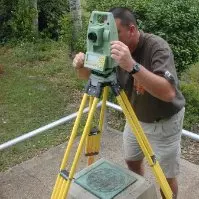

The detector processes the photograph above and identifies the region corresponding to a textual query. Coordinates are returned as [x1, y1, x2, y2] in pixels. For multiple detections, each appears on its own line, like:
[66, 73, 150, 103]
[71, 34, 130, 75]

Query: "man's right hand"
[73, 52, 85, 69]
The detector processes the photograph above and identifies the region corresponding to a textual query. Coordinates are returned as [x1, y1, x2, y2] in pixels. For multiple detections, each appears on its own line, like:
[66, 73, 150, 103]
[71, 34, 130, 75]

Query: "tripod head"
[84, 11, 119, 86]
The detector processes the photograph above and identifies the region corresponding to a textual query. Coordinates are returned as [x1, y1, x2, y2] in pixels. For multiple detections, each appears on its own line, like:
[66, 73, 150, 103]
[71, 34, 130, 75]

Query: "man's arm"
[110, 41, 176, 102]
[132, 66, 175, 102]
[73, 52, 91, 80]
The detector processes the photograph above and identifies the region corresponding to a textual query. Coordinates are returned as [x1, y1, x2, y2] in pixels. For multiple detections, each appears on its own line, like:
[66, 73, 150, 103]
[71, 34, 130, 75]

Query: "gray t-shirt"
[116, 31, 185, 123]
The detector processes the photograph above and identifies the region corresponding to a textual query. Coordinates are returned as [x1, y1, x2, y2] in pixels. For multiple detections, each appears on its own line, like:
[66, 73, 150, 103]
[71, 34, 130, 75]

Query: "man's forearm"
[133, 65, 176, 102]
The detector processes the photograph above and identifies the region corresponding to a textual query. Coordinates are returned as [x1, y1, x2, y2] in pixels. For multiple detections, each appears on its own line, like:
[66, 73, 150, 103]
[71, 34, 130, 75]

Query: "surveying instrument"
[51, 11, 173, 199]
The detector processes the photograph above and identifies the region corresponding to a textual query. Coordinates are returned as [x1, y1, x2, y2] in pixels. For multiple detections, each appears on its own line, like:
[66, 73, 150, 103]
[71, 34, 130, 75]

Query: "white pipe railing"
[0, 101, 198, 151]
[0, 102, 102, 151]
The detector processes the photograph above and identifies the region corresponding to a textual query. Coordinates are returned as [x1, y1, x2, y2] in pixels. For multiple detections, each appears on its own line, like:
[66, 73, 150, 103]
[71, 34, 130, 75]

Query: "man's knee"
[125, 159, 144, 176]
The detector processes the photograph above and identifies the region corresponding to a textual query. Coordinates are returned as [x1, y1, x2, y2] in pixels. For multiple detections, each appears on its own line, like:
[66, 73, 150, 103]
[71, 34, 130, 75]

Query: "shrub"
[38, 0, 69, 40]
[9, 0, 38, 40]
[142, 0, 199, 74]
[180, 62, 199, 132]
[60, 14, 89, 53]
[59, 13, 73, 47]
[0, 0, 69, 42]
[0, 0, 17, 42]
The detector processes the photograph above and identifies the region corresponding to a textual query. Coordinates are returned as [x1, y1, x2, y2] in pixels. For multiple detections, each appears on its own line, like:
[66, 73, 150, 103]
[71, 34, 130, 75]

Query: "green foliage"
[60, 14, 88, 52]
[85, 0, 199, 73]
[180, 62, 199, 131]
[73, 16, 89, 52]
[59, 13, 73, 46]
[0, 0, 69, 42]
[85, 0, 151, 18]
[141, 0, 199, 74]
[38, 0, 69, 39]
[9, 0, 38, 40]
[0, 0, 17, 42]
[85, 0, 126, 12]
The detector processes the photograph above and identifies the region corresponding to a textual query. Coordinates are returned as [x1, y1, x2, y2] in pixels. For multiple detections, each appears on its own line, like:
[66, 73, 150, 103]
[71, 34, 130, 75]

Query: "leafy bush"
[0, 0, 69, 42]
[180, 62, 199, 131]
[59, 13, 73, 47]
[85, 0, 199, 74]
[142, 0, 199, 74]
[9, 0, 38, 40]
[85, 0, 150, 15]
[60, 14, 89, 53]
[38, 0, 69, 40]
[0, 0, 17, 43]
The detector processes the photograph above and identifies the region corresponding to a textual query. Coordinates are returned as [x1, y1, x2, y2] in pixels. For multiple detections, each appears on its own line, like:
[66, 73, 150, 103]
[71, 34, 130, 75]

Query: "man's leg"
[125, 159, 144, 176]
[126, 159, 178, 199]
[161, 178, 178, 199]
[123, 122, 145, 176]
[123, 109, 184, 199]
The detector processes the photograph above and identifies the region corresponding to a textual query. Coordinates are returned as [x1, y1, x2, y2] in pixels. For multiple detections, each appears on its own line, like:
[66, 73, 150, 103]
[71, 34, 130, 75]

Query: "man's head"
[109, 7, 140, 52]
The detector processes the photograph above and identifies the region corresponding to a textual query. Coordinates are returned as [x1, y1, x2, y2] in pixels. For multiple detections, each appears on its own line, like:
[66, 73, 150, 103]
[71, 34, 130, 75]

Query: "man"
[73, 7, 185, 199]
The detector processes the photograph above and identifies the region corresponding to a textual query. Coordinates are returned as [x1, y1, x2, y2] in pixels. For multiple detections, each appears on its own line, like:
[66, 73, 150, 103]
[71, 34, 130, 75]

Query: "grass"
[0, 40, 86, 171]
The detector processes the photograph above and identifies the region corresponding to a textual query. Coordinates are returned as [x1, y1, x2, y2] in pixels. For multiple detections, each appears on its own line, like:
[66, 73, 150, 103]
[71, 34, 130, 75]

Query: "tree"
[9, 0, 38, 39]
[30, 0, 38, 36]
[68, 0, 82, 40]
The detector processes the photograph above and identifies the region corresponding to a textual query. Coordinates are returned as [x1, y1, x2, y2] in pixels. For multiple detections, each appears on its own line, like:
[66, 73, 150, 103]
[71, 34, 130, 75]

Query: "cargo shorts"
[123, 107, 185, 178]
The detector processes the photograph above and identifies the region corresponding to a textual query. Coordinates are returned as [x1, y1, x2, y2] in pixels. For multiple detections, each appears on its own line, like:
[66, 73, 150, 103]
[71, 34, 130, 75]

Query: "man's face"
[115, 18, 137, 52]
[115, 18, 131, 46]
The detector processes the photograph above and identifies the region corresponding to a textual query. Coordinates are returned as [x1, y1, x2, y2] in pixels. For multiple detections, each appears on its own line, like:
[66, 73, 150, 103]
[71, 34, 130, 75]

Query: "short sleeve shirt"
[116, 31, 185, 123]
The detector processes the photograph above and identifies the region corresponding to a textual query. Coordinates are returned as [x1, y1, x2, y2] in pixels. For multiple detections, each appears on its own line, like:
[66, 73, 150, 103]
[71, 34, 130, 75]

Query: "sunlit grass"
[0, 40, 85, 171]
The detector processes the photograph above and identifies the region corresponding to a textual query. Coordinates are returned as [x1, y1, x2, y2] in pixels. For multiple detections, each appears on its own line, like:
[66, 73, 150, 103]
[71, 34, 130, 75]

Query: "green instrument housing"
[84, 11, 118, 76]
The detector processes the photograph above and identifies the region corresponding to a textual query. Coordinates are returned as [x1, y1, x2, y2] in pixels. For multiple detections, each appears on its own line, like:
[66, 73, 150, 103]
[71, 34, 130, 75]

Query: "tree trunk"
[68, 0, 82, 40]
[30, 0, 38, 36]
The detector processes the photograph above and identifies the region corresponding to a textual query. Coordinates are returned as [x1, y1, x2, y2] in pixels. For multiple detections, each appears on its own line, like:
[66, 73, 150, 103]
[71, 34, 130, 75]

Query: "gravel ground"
[181, 136, 199, 165]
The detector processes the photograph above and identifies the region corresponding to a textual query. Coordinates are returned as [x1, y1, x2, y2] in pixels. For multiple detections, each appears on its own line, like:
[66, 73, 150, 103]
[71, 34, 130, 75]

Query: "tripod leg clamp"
[60, 170, 75, 181]
[149, 155, 157, 167]
[85, 127, 101, 156]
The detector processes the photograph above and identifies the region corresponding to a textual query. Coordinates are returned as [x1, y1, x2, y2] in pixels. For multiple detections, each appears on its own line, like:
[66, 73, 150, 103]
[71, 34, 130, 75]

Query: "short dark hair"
[109, 7, 137, 27]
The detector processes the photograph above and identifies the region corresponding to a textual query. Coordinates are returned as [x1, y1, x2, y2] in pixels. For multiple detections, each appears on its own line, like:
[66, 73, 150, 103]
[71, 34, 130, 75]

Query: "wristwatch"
[129, 62, 141, 75]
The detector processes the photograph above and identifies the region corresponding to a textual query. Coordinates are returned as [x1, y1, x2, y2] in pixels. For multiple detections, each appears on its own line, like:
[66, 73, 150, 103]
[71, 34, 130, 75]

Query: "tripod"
[51, 76, 173, 199]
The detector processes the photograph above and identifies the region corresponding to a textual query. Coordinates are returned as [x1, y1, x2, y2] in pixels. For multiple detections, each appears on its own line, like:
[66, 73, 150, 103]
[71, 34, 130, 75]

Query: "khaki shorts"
[123, 108, 185, 178]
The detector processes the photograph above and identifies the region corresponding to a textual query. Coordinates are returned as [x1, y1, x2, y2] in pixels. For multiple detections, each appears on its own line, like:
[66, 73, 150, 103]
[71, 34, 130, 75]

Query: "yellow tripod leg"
[85, 87, 109, 166]
[99, 87, 109, 135]
[59, 97, 99, 199]
[85, 96, 94, 165]
[119, 90, 172, 198]
[51, 93, 89, 199]
[96, 86, 108, 156]
[116, 90, 173, 199]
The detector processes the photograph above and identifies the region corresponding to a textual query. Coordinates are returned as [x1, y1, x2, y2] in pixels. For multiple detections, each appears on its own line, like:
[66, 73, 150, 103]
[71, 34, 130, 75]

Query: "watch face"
[129, 63, 140, 75]
[134, 64, 140, 71]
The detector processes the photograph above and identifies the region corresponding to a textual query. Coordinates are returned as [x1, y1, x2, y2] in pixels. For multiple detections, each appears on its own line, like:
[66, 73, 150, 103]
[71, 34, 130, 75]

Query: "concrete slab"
[0, 128, 199, 199]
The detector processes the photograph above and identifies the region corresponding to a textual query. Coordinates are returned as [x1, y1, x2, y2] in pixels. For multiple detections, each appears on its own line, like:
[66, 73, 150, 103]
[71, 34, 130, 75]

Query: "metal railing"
[0, 101, 198, 151]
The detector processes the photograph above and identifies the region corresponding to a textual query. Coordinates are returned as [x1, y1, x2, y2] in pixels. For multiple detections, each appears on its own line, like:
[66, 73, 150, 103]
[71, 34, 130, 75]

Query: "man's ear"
[129, 25, 136, 34]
